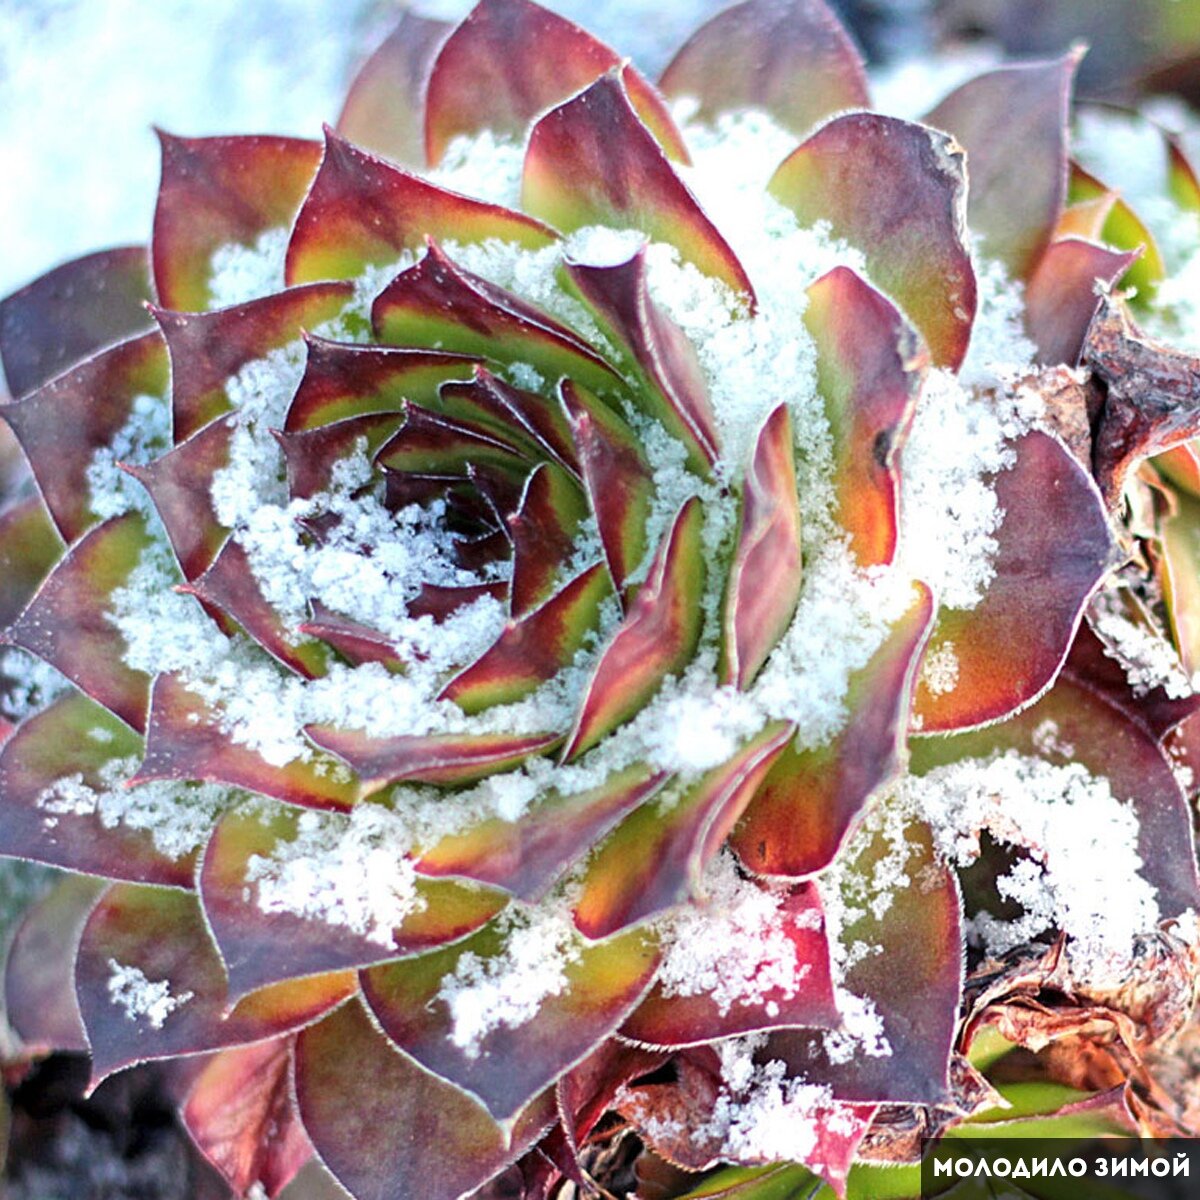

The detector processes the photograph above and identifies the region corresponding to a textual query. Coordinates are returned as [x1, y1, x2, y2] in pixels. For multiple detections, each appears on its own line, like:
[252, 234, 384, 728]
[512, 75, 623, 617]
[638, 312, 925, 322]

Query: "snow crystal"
[0, 649, 70, 722]
[654, 852, 816, 1017]
[437, 902, 581, 1057]
[86, 393, 173, 520]
[1090, 591, 1195, 699]
[207, 227, 290, 309]
[106, 960, 194, 1030]
[920, 642, 959, 697]
[37, 755, 230, 859]
[245, 803, 429, 947]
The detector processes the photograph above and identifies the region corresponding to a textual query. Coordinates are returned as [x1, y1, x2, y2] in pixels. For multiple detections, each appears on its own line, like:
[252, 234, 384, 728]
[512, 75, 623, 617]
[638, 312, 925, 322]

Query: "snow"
[0, 649, 70, 723]
[1090, 590, 1195, 699]
[207, 227, 290, 309]
[106, 959, 194, 1030]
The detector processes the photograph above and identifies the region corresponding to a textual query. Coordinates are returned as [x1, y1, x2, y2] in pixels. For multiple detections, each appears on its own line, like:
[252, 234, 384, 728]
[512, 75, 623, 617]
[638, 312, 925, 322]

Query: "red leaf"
[925, 53, 1081, 279]
[563, 497, 704, 760]
[720, 404, 804, 689]
[418, 763, 668, 902]
[293, 997, 557, 1200]
[1025, 238, 1140, 367]
[200, 802, 505, 999]
[0, 332, 168, 541]
[567, 248, 720, 475]
[134, 673, 358, 811]
[76, 883, 356, 1084]
[362, 922, 660, 1120]
[5, 874, 103, 1053]
[770, 113, 976, 369]
[573, 722, 795, 938]
[183, 1037, 312, 1200]
[304, 724, 560, 796]
[0, 496, 64, 628]
[374, 400, 532, 479]
[152, 133, 322, 310]
[286, 129, 554, 285]
[298, 602, 405, 672]
[732, 582, 934, 877]
[523, 74, 755, 304]
[803, 265, 926, 567]
[0, 691, 196, 886]
[275, 411, 405, 500]
[154, 283, 352, 444]
[913, 431, 1114, 733]
[620, 879, 839, 1047]
[425, 0, 687, 165]
[0, 247, 154, 397]
[336, 12, 452, 165]
[6, 512, 154, 732]
[659, 0, 869, 139]
[507, 463, 588, 616]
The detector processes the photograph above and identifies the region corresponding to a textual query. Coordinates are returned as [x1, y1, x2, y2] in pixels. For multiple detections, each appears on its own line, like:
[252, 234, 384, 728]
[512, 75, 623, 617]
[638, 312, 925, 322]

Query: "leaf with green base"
[361, 920, 660, 1120]
[0, 496, 63, 627]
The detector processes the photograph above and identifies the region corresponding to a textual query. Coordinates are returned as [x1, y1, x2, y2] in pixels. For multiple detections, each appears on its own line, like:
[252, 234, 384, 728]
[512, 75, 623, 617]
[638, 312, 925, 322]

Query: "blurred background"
[2, 0, 1199, 298]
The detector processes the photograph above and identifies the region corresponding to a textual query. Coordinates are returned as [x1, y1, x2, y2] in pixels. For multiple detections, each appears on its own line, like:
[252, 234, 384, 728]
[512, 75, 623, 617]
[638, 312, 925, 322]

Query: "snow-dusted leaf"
[0, 496, 64, 627]
[567, 248, 720, 475]
[277, 411, 407, 500]
[0, 332, 167, 541]
[293, 996, 556, 1200]
[425, 0, 687, 164]
[201, 802, 506, 999]
[374, 401, 532, 480]
[0, 691, 198, 885]
[134, 673, 358, 811]
[574, 722, 794, 938]
[183, 1037, 312, 1200]
[336, 11, 451, 165]
[733, 583, 934, 876]
[505, 463, 588, 616]
[659, 0, 868, 139]
[5, 874, 102, 1053]
[0, 246, 154, 398]
[769, 114, 975, 369]
[6, 512, 154, 732]
[620, 879, 839, 1047]
[720, 404, 803, 689]
[913, 431, 1113, 733]
[76, 883, 356, 1084]
[1025, 238, 1139, 366]
[152, 133, 322, 310]
[523, 74, 755, 303]
[925, 53, 1080, 279]
[803, 266, 925, 568]
[297, 602, 406, 672]
[372, 243, 621, 396]
[562, 497, 704, 760]
[286, 129, 554, 285]
[418, 764, 668, 903]
[361, 920, 660, 1120]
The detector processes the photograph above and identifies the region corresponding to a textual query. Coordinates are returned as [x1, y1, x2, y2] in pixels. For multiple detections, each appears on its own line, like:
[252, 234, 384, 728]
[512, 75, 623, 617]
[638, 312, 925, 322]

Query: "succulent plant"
[4, 1, 1200, 1197]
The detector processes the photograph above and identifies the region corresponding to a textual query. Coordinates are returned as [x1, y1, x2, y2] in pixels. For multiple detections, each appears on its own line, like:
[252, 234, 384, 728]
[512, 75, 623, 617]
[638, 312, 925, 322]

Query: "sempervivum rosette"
[4, 2, 1200, 1198]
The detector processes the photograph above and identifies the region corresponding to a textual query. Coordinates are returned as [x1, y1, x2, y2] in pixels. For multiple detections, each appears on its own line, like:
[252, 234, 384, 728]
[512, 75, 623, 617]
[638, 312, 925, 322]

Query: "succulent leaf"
[0, 496, 64, 627]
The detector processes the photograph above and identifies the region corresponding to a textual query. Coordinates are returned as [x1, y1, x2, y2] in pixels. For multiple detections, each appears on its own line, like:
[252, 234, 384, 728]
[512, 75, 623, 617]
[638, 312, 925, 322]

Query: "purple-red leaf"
[304, 724, 560, 796]
[425, 0, 688, 165]
[563, 497, 704, 760]
[574, 722, 795, 938]
[294, 997, 556, 1200]
[134, 673, 358, 811]
[732, 582, 935, 877]
[275, 411, 406, 500]
[659, 0, 869, 139]
[0, 332, 167, 541]
[76, 883, 356, 1084]
[1025, 238, 1140, 366]
[336, 11, 452, 165]
[621, 880, 839, 1047]
[298, 602, 406, 672]
[925, 53, 1080, 280]
[6, 512, 153, 731]
[720, 404, 803, 689]
[506, 463, 588, 616]
[0, 496, 64, 627]
[523, 74, 755, 303]
[913, 431, 1114, 733]
[286, 129, 554, 285]
[418, 764, 668, 902]
[362, 921, 660, 1120]
[770, 114, 976, 369]
[183, 1037, 312, 1200]
[0, 246, 154, 397]
[803, 265, 926, 567]
[152, 133, 322, 310]
[567, 248, 720, 474]
[200, 801, 506, 998]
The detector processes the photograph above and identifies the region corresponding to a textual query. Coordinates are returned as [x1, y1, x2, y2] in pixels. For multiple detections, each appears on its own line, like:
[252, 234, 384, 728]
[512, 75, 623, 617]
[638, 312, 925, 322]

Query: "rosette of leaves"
[2, 2, 1200, 1199]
